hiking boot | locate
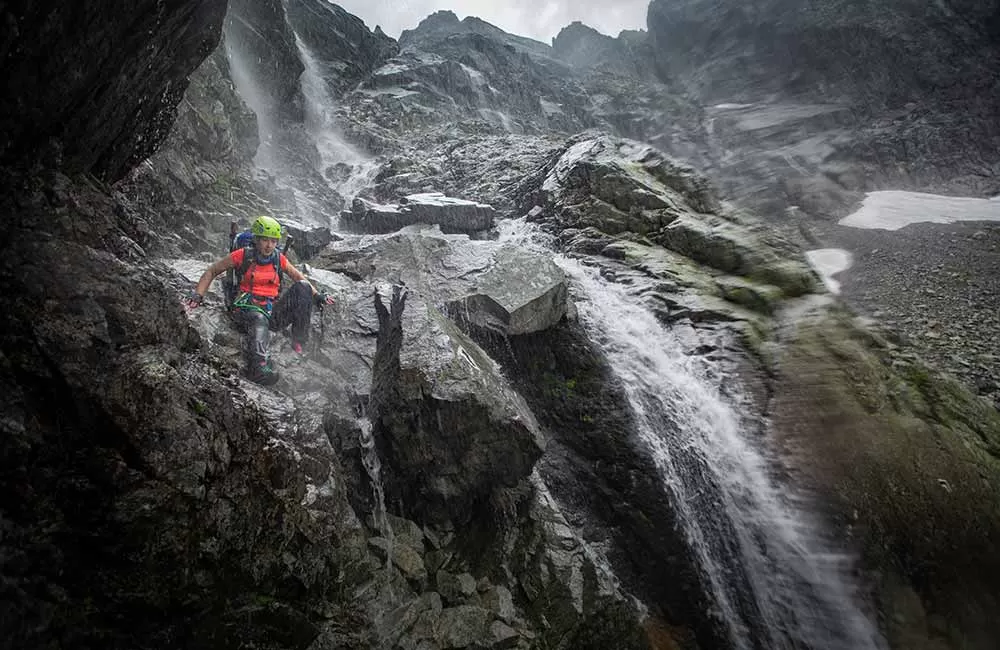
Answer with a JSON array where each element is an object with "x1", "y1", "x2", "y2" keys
[{"x1": 247, "y1": 360, "x2": 279, "y2": 386}]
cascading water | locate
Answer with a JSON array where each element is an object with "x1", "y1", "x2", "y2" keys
[
  {"x1": 358, "y1": 416, "x2": 395, "y2": 600},
  {"x1": 294, "y1": 35, "x2": 379, "y2": 192},
  {"x1": 294, "y1": 33, "x2": 381, "y2": 221},
  {"x1": 500, "y1": 218, "x2": 883, "y2": 650},
  {"x1": 223, "y1": 16, "x2": 281, "y2": 173},
  {"x1": 222, "y1": 6, "x2": 379, "y2": 229}
]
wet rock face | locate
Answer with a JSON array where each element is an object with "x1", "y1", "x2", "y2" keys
[
  {"x1": 646, "y1": 0, "x2": 1000, "y2": 106},
  {"x1": 0, "y1": 169, "x2": 370, "y2": 649},
  {"x1": 491, "y1": 321, "x2": 731, "y2": 650},
  {"x1": 285, "y1": 0, "x2": 399, "y2": 96},
  {"x1": 0, "y1": 0, "x2": 228, "y2": 181},
  {"x1": 366, "y1": 284, "x2": 546, "y2": 526},
  {"x1": 226, "y1": 0, "x2": 306, "y2": 124}
]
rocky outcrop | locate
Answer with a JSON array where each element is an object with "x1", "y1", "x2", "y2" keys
[
  {"x1": 760, "y1": 304, "x2": 1000, "y2": 650},
  {"x1": 529, "y1": 135, "x2": 720, "y2": 236},
  {"x1": 645, "y1": 0, "x2": 1000, "y2": 209},
  {"x1": 526, "y1": 135, "x2": 815, "y2": 305},
  {"x1": 366, "y1": 284, "x2": 544, "y2": 526},
  {"x1": 0, "y1": 0, "x2": 228, "y2": 181},
  {"x1": 552, "y1": 22, "x2": 654, "y2": 79},
  {"x1": 343, "y1": 193, "x2": 497, "y2": 235}
]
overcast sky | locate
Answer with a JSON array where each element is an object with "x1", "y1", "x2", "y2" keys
[{"x1": 332, "y1": 0, "x2": 650, "y2": 43}]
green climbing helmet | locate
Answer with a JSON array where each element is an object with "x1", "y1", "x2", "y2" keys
[{"x1": 251, "y1": 215, "x2": 282, "y2": 240}]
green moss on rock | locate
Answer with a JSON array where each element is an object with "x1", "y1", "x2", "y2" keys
[{"x1": 768, "y1": 307, "x2": 1000, "y2": 649}]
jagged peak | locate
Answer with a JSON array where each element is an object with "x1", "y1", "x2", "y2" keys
[
  {"x1": 399, "y1": 10, "x2": 553, "y2": 58},
  {"x1": 422, "y1": 9, "x2": 461, "y2": 26},
  {"x1": 552, "y1": 20, "x2": 611, "y2": 48}
]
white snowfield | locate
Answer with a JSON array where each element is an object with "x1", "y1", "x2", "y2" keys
[
  {"x1": 805, "y1": 249, "x2": 853, "y2": 295},
  {"x1": 840, "y1": 191, "x2": 1000, "y2": 230}
]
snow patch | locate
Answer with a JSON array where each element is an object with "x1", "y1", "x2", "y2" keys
[
  {"x1": 805, "y1": 249, "x2": 853, "y2": 295},
  {"x1": 840, "y1": 191, "x2": 1000, "y2": 230},
  {"x1": 711, "y1": 103, "x2": 754, "y2": 110}
]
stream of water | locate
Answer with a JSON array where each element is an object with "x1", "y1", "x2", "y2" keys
[
  {"x1": 358, "y1": 416, "x2": 395, "y2": 600},
  {"x1": 561, "y1": 257, "x2": 883, "y2": 650},
  {"x1": 500, "y1": 217, "x2": 883, "y2": 649}
]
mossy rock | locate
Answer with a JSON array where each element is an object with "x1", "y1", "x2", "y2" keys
[
  {"x1": 715, "y1": 277, "x2": 784, "y2": 315},
  {"x1": 748, "y1": 259, "x2": 817, "y2": 297},
  {"x1": 768, "y1": 307, "x2": 1000, "y2": 649}
]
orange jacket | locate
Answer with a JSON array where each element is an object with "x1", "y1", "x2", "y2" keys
[{"x1": 230, "y1": 248, "x2": 288, "y2": 298}]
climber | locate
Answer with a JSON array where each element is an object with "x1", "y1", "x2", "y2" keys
[{"x1": 184, "y1": 215, "x2": 334, "y2": 385}]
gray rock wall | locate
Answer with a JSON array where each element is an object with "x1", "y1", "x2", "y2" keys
[{"x1": 0, "y1": 0, "x2": 229, "y2": 181}]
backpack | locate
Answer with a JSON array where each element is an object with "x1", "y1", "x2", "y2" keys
[{"x1": 222, "y1": 225, "x2": 290, "y2": 306}]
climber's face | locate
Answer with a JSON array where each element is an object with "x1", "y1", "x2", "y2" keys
[{"x1": 255, "y1": 236, "x2": 278, "y2": 256}]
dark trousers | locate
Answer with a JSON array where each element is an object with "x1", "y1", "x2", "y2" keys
[{"x1": 232, "y1": 281, "x2": 313, "y2": 366}]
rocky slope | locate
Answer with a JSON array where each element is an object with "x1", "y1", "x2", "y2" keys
[
  {"x1": 646, "y1": 0, "x2": 1000, "y2": 210},
  {"x1": 4, "y1": 1, "x2": 1000, "y2": 650}
]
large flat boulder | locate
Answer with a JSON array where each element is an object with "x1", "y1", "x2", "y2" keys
[
  {"x1": 447, "y1": 246, "x2": 568, "y2": 336},
  {"x1": 342, "y1": 193, "x2": 496, "y2": 234},
  {"x1": 315, "y1": 228, "x2": 569, "y2": 337}
]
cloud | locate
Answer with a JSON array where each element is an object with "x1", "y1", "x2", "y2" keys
[{"x1": 331, "y1": 0, "x2": 649, "y2": 43}]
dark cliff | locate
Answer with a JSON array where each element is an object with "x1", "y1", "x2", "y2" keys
[{"x1": 0, "y1": 1, "x2": 229, "y2": 182}]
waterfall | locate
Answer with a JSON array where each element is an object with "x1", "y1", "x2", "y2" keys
[
  {"x1": 223, "y1": 16, "x2": 280, "y2": 172},
  {"x1": 358, "y1": 416, "x2": 395, "y2": 600},
  {"x1": 562, "y1": 258, "x2": 883, "y2": 650},
  {"x1": 221, "y1": 6, "x2": 379, "y2": 229},
  {"x1": 499, "y1": 218, "x2": 883, "y2": 650},
  {"x1": 294, "y1": 33, "x2": 381, "y2": 212}
]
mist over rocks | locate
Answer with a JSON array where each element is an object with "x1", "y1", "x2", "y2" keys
[
  {"x1": 4, "y1": 0, "x2": 1000, "y2": 649},
  {"x1": 646, "y1": 0, "x2": 1000, "y2": 206}
]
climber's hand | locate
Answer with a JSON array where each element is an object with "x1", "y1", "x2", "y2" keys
[{"x1": 185, "y1": 291, "x2": 204, "y2": 309}]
